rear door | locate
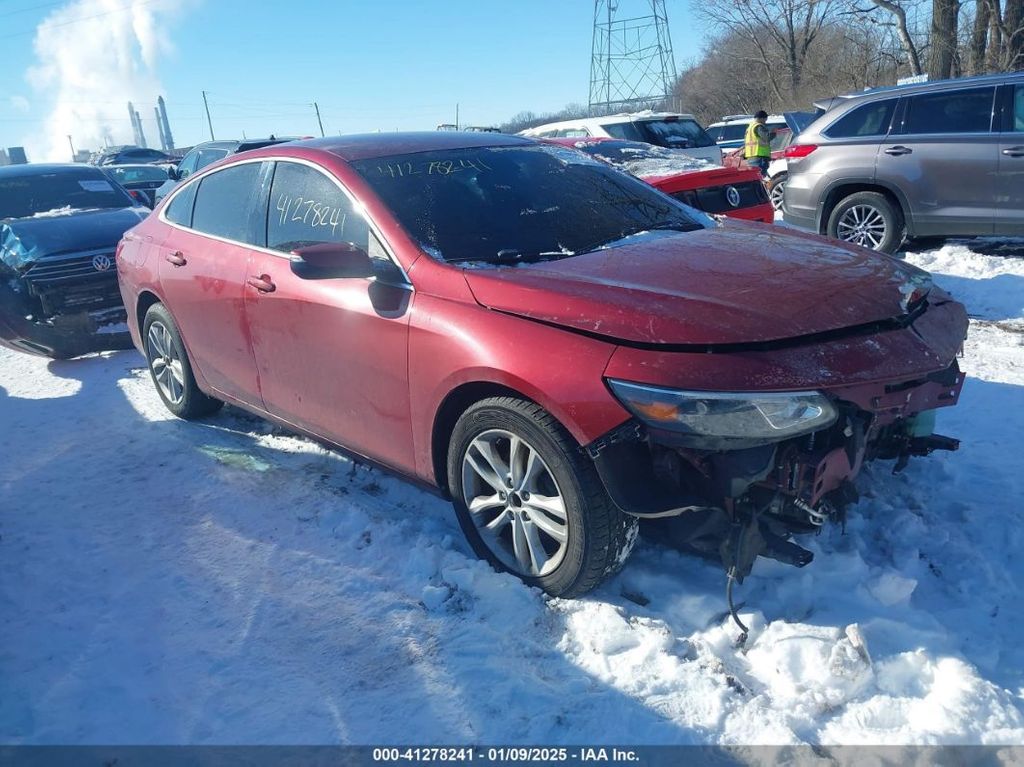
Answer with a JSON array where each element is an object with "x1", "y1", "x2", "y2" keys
[
  {"x1": 880, "y1": 85, "x2": 998, "y2": 236},
  {"x1": 244, "y1": 159, "x2": 415, "y2": 469},
  {"x1": 996, "y1": 82, "x2": 1024, "y2": 235},
  {"x1": 157, "y1": 161, "x2": 267, "y2": 406}
]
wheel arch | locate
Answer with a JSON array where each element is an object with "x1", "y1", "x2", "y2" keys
[
  {"x1": 818, "y1": 180, "x2": 913, "y2": 236},
  {"x1": 136, "y1": 290, "x2": 162, "y2": 337},
  {"x1": 430, "y1": 380, "x2": 538, "y2": 496}
]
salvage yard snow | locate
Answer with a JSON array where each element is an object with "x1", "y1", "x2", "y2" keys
[{"x1": 2, "y1": 238, "x2": 1024, "y2": 746}]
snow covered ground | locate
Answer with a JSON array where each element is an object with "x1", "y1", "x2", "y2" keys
[{"x1": 2, "y1": 237, "x2": 1023, "y2": 746}]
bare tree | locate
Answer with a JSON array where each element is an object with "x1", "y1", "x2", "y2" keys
[
  {"x1": 930, "y1": 0, "x2": 962, "y2": 78},
  {"x1": 693, "y1": 0, "x2": 840, "y2": 102},
  {"x1": 969, "y1": 0, "x2": 992, "y2": 72},
  {"x1": 856, "y1": 0, "x2": 926, "y2": 74}
]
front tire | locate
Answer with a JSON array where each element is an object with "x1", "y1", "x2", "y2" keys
[
  {"x1": 447, "y1": 397, "x2": 637, "y2": 598},
  {"x1": 827, "y1": 191, "x2": 904, "y2": 253},
  {"x1": 142, "y1": 303, "x2": 222, "y2": 419}
]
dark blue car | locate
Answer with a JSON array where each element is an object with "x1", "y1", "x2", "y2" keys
[{"x1": 0, "y1": 164, "x2": 147, "y2": 358}]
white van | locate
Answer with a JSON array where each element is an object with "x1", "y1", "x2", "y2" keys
[{"x1": 519, "y1": 110, "x2": 723, "y2": 164}]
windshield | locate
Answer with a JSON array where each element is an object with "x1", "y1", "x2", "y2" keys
[
  {"x1": 604, "y1": 118, "x2": 716, "y2": 149},
  {"x1": 107, "y1": 166, "x2": 170, "y2": 183},
  {"x1": 573, "y1": 140, "x2": 714, "y2": 177},
  {"x1": 352, "y1": 145, "x2": 707, "y2": 264},
  {"x1": 0, "y1": 169, "x2": 133, "y2": 220}
]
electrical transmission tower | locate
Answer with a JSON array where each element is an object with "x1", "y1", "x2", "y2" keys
[{"x1": 589, "y1": 0, "x2": 677, "y2": 116}]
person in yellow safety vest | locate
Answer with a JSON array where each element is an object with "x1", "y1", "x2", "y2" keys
[{"x1": 743, "y1": 110, "x2": 772, "y2": 177}]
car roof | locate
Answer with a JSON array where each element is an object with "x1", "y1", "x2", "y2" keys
[
  {"x1": 271, "y1": 131, "x2": 534, "y2": 162},
  {"x1": 0, "y1": 163, "x2": 103, "y2": 178},
  {"x1": 815, "y1": 71, "x2": 1024, "y2": 111},
  {"x1": 521, "y1": 111, "x2": 702, "y2": 134}
]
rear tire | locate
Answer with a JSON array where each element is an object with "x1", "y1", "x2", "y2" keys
[
  {"x1": 142, "y1": 303, "x2": 222, "y2": 420},
  {"x1": 827, "y1": 191, "x2": 904, "y2": 254},
  {"x1": 447, "y1": 397, "x2": 637, "y2": 597},
  {"x1": 767, "y1": 172, "x2": 787, "y2": 211}
]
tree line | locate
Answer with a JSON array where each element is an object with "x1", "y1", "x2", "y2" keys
[{"x1": 500, "y1": 0, "x2": 1022, "y2": 132}]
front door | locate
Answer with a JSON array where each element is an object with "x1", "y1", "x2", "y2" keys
[
  {"x1": 156, "y1": 161, "x2": 266, "y2": 406},
  {"x1": 878, "y1": 86, "x2": 999, "y2": 236},
  {"x1": 245, "y1": 160, "x2": 416, "y2": 470},
  {"x1": 997, "y1": 82, "x2": 1024, "y2": 236}
]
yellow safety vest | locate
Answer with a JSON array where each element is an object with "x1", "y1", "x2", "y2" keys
[{"x1": 744, "y1": 122, "x2": 771, "y2": 159}]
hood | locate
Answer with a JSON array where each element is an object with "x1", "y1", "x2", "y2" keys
[
  {"x1": 646, "y1": 165, "x2": 756, "y2": 191},
  {"x1": 0, "y1": 207, "x2": 146, "y2": 272},
  {"x1": 463, "y1": 222, "x2": 923, "y2": 346}
]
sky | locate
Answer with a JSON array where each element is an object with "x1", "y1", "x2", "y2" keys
[{"x1": 0, "y1": 0, "x2": 712, "y2": 161}]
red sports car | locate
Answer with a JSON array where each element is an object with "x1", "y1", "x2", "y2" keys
[
  {"x1": 116, "y1": 132, "x2": 967, "y2": 600},
  {"x1": 545, "y1": 137, "x2": 774, "y2": 223}
]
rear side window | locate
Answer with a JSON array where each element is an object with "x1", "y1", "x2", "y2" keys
[
  {"x1": 195, "y1": 148, "x2": 229, "y2": 173},
  {"x1": 603, "y1": 122, "x2": 644, "y2": 142},
  {"x1": 721, "y1": 124, "x2": 748, "y2": 141},
  {"x1": 267, "y1": 162, "x2": 370, "y2": 253},
  {"x1": 824, "y1": 99, "x2": 896, "y2": 138},
  {"x1": 902, "y1": 87, "x2": 995, "y2": 134},
  {"x1": 1011, "y1": 85, "x2": 1024, "y2": 132},
  {"x1": 164, "y1": 181, "x2": 197, "y2": 227},
  {"x1": 191, "y1": 163, "x2": 263, "y2": 244}
]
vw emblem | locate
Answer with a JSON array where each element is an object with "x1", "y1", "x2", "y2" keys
[
  {"x1": 92, "y1": 254, "x2": 112, "y2": 272},
  {"x1": 725, "y1": 186, "x2": 741, "y2": 208}
]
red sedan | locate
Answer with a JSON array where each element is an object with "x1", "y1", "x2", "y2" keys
[
  {"x1": 545, "y1": 137, "x2": 774, "y2": 223},
  {"x1": 116, "y1": 132, "x2": 966, "y2": 599}
]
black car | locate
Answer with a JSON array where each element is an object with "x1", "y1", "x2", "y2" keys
[
  {"x1": 153, "y1": 137, "x2": 295, "y2": 204},
  {"x1": 103, "y1": 164, "x2": 171, "y2": 208},
  {"x1": 0, "y1": 164, "x2": 147, "y2": 358},
  {"x1": 95, "y1": 146, "x2": 175, "y2": 166}
]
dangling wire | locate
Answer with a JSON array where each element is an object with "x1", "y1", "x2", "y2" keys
[{"x1": 726, "y1": 567, "x2": 749, "y2": 647}]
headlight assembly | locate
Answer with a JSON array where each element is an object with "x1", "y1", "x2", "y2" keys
[{"x1": 607, "y1": 379, "x2": 838, "y2": 443}]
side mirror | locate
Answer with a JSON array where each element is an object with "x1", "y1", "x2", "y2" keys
[
  {"x1": 290, "y1": 242, "x2": 374, "y2": 279},
  {"x1": 167, "y1": 167, "x2": 180, "y2": 181}
]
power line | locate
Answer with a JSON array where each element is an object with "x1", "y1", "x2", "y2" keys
[{"x1": 0, "y1": 0, "x2": 163, "y2": 41}]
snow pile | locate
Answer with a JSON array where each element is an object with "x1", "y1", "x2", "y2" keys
[{"x1": 1, "y1": 238, "x2": 1024, "y2": 745}]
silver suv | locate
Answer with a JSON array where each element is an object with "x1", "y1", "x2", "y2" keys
[{"x1": 783, "y1": 73, "x2": 1024, "y2": 253}]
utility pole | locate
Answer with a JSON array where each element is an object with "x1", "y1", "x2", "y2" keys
[
  {"x1": 313, "y1": 102, "x2": 325, "y2": 137},
  {"x1": 455, "y1": 103, "x2": 459, "y2": 130},
  {"x1": 67, "y1": 135, "x2": 75, "y2": 162},
  {"x1": 202, "y1": 90, "x2": 215, "y2": 141}
]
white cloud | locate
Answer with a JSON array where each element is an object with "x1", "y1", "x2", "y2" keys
[
  {"x1": 9, "y1": 96, "x2": 32, "y2": 113},
  {"x1": 24, "y1": 0, "x2": 194, "y2": 161}
]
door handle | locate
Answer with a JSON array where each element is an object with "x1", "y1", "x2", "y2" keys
[
  {"x1": 165, "y1": 251, "x2": 187, "y2": 266},
  {"x1": 246, "y1": 275, "x2": 276, "y2": 293},
  {"x1": 1003, "y1": 146, "x2": 1024, "y2": 157},
  {"x1": 884, "y1": 146, "x2": 913, "y2": 156}
]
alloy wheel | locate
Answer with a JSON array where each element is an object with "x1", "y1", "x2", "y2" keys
[
  {"x1": 836, "y1": 204, "x2": 887, "y2": 249},
  {"x1": 769, "y1": 179, "x2": 786, "y2": 210},
  {"x1": 146, "y1": 320, "x2": 185, "y2": 405},
  {"x1": 461, "y1": 429, "x2": 569, "y2": 577}
]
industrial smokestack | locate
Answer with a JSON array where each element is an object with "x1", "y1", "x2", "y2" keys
[
  {"x1": 154, "y1": 106, "x2": 167, "y2": 150},
  {"x1": 158, "y1": 96, "x2": 174, "y2": 150},
  {"x1": 128, "y1": 101, "x2": 143, "y2": 147},
  {"x1": 135, "y1": 108, "x2": 147, "y2": 148}
]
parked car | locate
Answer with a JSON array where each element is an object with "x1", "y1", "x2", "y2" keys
[
  {"x1": 0, "y1": 164, "x2": 146, "y2": 358},
  {"x1": 104, "y1": 164, "x2": 171, "y2": 208},
  {"x1": 783, "y1": 72, "x2": 1024, "y2": 252},
  {"x1": 153, "y1": 138, "x2": 294, "y2": 205},
  {"x1": 117, "y1": 132, "x2": 967, "y2": 598},
  {"x1": 723, "y1": 112, "x2": 818, "y2": 210},
  {"x1": 520, "y1": 111, "x2": 723, "y2": 164},
  {"x1": 707, "y1": 114, "x2": 787, "y2": 150},
  {"x1": 545, "y1": 137, "x2": 773, "y2": 223},
  {"x1": 95, "y1": 146, "x2": 175, "y2": 166}
]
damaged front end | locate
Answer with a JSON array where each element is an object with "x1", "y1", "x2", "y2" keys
[
  {"x1": 0, "y1": 222, "x2": 134, "y2": 359},
  {"x1": 587, "y1": 291, "x2": 968, "y2": 639}
]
